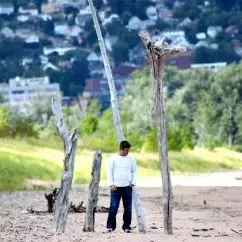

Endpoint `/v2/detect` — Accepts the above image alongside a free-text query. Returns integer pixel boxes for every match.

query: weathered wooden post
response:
[88,0,147,233]
[83,150,102,232]
[52,98,78,233]
[140,30,187,234]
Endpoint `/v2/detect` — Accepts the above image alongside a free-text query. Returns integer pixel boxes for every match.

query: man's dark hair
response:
[119,140,131,150]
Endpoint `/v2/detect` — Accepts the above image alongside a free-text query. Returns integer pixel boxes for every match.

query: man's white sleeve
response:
[131,158,137,185]
[107,159,114,186]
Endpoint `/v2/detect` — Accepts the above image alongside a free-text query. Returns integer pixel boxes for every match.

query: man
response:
[106,140,137,233]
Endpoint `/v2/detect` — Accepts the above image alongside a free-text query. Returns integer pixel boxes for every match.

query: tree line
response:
[1,62,242,152]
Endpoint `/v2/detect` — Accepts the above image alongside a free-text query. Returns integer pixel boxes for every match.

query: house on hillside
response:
[0,27,15,38]
[54,22,68,36]
[0,3,14,16]
[18,4,38,16]
[207,26,222,39]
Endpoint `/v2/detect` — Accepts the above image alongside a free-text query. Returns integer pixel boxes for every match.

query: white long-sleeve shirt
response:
[107,154,137,187]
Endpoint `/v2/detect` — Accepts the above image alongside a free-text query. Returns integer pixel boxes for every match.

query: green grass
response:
[1,138,242,191]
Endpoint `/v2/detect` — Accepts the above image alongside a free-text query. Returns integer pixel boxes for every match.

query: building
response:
[191,62,227,72]
[0,3,14,15]
[0,76,60,111]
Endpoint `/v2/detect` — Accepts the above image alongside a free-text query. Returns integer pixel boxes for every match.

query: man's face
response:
[120,148,130,156]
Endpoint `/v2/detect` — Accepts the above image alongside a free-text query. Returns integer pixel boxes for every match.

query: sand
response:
[1,174,242,242]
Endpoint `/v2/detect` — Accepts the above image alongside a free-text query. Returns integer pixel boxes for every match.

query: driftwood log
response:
[44,189,109,214]
[139,30,187,234]
[52,98,78,233]
[83,150,102,232]
[88,0,147,232]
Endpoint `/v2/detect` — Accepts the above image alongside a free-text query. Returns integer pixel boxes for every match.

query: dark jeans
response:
[107,186,132,231]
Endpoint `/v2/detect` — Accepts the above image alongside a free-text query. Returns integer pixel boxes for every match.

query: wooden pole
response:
[87,0,124,142]
[88,0,147,232]
[83,150,102,232]
[139,30,186,234]
[52,98,78,233]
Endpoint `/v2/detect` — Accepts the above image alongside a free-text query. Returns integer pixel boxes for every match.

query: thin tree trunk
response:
[155,60,172,234]
[140,30,186,234]
[83,151,102,232]
[52,98,78,233]
[88,0,147,233]
[88,0,123,142]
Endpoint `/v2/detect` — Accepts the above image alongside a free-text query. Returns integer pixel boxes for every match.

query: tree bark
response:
[88,0,147,233]
[154,60,172,234]
[139,30,186,234]
[88,0,124,143]
[83,150,102,232]
[52,98,78,233]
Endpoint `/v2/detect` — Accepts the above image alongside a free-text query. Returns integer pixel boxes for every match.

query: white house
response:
[18,5,38,16]
[0,27,15,38]
[207,26,223,38]
[0,3,14,15]
[25,34,40,44]
[126,16,142,30]
[196,32,206,40]
[17,15,30,23]
[43,46,76,56]
[146,6,157,21]
[54,22,68,35]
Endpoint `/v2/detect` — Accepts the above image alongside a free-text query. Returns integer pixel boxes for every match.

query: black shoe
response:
[107,228,113,233]
[124,228,131,233]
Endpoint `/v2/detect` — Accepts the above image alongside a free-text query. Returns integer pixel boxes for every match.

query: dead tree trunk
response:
[83,150,102,232]
[88,0,146,233]
[140,31,186,234]
[87,0,123,143]
[52,98,78,233]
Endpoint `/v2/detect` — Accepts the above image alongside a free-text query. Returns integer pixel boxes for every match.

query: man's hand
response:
[110,185,117,191]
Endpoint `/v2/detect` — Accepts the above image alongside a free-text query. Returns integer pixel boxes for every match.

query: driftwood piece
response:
[139,30,187,235]
[27,197,109,215]
[88,0,147,233]
[44,188,59,213]
[83,151,102,232]
[52,98,78,233]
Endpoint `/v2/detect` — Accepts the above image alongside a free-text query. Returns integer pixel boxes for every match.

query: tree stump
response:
[83,150,102,232]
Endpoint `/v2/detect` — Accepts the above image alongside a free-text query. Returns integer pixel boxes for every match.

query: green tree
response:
[210,62,242,146]
[0,105,10,137]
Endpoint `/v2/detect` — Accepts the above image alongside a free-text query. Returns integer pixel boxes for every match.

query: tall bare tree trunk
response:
[88,0,146,233]
[52,98,78,233]
[140,31,186,234]
[87,0,123,142]
[83,151,102,232]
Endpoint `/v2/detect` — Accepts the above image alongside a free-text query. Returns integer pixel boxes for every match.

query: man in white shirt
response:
[106,140,137,233]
